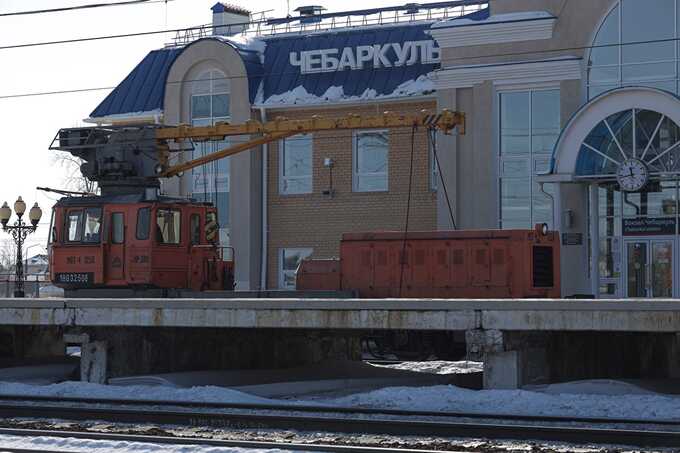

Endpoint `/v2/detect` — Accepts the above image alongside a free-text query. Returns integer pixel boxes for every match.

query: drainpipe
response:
[538,182,555,230]
[259,107,268,290]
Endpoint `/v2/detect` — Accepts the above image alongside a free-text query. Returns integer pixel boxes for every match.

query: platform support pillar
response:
[81,340,108,384]
[466,329,548,390]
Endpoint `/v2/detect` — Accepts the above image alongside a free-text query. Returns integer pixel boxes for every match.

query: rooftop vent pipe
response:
[294,5,326,23]
[211,2,250,36]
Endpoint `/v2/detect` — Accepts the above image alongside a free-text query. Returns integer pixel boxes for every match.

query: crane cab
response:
[48,195,234,294]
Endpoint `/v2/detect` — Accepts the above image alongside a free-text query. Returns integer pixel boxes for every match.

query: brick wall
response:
[266,99,438,288]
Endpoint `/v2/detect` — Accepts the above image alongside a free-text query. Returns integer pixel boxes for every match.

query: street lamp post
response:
[0,197,42,297]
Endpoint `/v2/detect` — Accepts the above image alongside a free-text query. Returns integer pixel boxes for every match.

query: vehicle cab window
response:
[136,207,150,240]
[66,210,82,242]
[65,208,102,243]
[190,214,201,245]
[48,208,56,244]
[111,213,124,244]
[83,208,102,243]
[156,209,181,244]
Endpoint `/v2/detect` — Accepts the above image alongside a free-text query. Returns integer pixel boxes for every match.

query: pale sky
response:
[0,0,401,255]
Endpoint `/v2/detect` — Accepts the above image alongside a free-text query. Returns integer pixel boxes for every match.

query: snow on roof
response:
[211,2,250,15]
[89,18,442,119]
[432,10,554,29]
[257,75,435,107]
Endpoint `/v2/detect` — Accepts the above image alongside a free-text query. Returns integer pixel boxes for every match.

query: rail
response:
[169,0,488,46]
[0,396,677,447]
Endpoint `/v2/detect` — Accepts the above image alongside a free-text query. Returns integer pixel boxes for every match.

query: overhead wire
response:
[0,0,169,17]
[2,33,680,100]
[398,125,418,298]
[429,128,457,229]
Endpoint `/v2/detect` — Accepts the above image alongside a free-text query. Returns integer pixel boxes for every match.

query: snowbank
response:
[323,382,680,420]
[527,379,657,396]
[0,434,293,453]
[372,361,482,375]
[1,376,678,421]
[0,381,278,405]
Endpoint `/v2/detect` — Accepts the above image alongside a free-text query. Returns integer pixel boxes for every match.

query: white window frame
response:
[189,68,231,244]
[497,87,560,229]
[353,129,389,193]
[586,0,680,99]
[279,247,313,289]
[279,134,313,195]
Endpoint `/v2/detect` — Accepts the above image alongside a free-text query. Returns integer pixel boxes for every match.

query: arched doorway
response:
[550,87,680,298]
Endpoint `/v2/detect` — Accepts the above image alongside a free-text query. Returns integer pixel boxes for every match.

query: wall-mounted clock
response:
[616,158,649,192]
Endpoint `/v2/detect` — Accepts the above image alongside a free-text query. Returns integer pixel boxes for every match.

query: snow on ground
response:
[372,360,482,375]
[0,381,280,405]
[0,434,297,453]
[1,375,679,421]
[321,382,680,421]
[527,379,658,396]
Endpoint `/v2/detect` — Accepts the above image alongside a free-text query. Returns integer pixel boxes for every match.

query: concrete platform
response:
[1,298,679,390]
[0,298,679,332]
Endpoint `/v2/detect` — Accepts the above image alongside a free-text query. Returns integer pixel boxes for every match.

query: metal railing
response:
[170,1,488,47]
[0,274,58,298]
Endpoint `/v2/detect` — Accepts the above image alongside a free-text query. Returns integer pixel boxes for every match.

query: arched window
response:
[190,69,231,244]
[576,108,680,177]
[587,0,679,99]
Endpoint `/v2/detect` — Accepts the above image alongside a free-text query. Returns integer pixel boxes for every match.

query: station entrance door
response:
[625,238,674,298]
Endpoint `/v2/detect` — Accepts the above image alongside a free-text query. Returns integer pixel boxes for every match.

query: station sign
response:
[622,217,676,235]
[289,40,440,74]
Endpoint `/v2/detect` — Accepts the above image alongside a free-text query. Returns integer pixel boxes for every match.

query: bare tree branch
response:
[50,151,99,194]
[0,239,17,274]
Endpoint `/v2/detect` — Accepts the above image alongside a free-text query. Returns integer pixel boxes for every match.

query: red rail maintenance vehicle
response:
[49,195,233,293]
[47,110,465,296]
[297,224,561,298]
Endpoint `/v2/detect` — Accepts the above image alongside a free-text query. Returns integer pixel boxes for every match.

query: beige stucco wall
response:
[441,0,616,66]
[163,39,261,289]
[434,0,619,296]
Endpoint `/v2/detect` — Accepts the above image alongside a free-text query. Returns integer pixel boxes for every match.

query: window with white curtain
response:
[279,134,313,195]
[353,130,389,192]
[499,89,559,229]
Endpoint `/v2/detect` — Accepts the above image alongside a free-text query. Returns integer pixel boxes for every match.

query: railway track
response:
[0,395,676,448]
[0,428,448,453]
[0,393,676,427]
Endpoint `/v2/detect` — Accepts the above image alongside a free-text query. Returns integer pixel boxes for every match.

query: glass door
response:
[625,239,674,298]
[651,240,673,298]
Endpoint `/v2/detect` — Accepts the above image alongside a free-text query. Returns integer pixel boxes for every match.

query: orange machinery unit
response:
[49,196,234,294]
[297,225,561,298]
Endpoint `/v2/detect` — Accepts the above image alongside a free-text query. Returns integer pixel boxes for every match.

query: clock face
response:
[616,158,649,192]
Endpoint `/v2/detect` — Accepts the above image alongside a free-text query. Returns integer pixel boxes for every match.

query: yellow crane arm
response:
[157,109,464,178]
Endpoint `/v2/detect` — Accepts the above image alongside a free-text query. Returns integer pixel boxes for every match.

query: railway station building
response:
[87,0,680,298]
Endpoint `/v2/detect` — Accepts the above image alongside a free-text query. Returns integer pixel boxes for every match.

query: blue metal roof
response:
[90,6,489,117]
[89,38,263,119]
[90,47,182,118]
